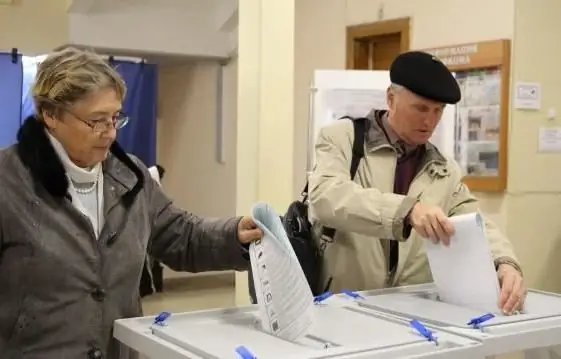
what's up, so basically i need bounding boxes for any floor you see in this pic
[141,272,237,316]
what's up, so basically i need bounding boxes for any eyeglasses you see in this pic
[74,112,130,133]
[39,97,129,133]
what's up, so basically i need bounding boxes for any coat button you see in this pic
[88,347,103,359]
[91,288,106,302]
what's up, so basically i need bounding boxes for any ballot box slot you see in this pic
[356,297,516,329]
[151,328,221,359]
[344,305,465,351]
[308,342,459,359]
[356,299,451,328]
[356,289,561,331]
[149,305,435,357]
[410,290,441,301]
[114,302,487,359]
[300,334,341,349]
[409,290,528,317]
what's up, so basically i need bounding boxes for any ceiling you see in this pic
[63,0,239,62]
[88,0,234,14]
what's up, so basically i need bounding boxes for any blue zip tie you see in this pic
[467,313,495,330]
[153,311,171,326]
[313,291,333,304]
[410,319,438,345]
[235,345,257,359]
[341,290,364,300]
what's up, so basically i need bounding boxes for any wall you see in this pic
[0,0,68,53]
[505,0,561,291]
[157,59,238,278]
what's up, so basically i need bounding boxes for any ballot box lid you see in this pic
[114,303,483,359]
[341,284,561,355]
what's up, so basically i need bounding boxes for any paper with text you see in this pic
[424,212,501,314]
[249,202,315,341]
[323,89,387,122]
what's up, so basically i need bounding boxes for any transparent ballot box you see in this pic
[114,301,484,359]
[335,284,561,358]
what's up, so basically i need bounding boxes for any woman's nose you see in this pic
[100,127,117,140]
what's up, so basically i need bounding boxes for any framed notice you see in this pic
[422,39,511,192]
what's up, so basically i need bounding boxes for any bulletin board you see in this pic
[421,39,511,192]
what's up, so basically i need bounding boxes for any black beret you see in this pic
[389,51,461,104]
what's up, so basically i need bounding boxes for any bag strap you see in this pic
[301,116,368,207]
[320,117,367,239]
[348,116,367,179]
[301,116,369,197]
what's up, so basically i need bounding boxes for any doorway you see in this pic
[346,18,410,70]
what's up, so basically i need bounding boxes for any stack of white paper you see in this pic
[423,212,501,314]
[248,202,315,341]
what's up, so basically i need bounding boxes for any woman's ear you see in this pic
[42,110,58,130]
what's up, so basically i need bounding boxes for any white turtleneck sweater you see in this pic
[47,132,105,239]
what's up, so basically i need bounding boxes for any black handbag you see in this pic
[248,117,368,302]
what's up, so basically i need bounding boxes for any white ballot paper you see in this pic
[424,212,502,314]
[248,202,315,341]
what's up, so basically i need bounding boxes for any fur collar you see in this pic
[16,116,144,208]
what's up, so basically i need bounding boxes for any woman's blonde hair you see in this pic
[32,47,127,118]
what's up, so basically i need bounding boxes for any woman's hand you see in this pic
[237,217,263,244]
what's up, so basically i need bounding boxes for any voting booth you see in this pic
[334,284,561,359]
[114,301,484,359]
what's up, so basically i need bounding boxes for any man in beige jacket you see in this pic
[308,51,525,314]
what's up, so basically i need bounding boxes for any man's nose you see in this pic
[425,112,440,126]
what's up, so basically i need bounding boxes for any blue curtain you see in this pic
[113,60,158,167]
[0,52,23,148]
[21,56,38,121]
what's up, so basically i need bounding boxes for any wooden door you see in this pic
[347,18,410,70]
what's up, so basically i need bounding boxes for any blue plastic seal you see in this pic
[341,290,364,300]
[410,319,438,345]
[313,291,333,304]
[467,313,495,329]
[153,311,171,326]
[235,345,257,359]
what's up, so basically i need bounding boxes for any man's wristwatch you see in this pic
[494,257,523,276]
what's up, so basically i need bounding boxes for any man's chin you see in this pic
[414,132,433,144]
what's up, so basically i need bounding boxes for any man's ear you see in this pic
[386,88,395,109]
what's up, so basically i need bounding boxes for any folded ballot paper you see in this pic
[248,202,315,341]
[424,212,502,314]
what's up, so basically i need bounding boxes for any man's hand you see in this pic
[237,217,263,244]
[497,264,526,314]
[409,202,455,245]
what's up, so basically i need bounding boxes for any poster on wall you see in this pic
[454,68,501,176]
[323,88,387,121]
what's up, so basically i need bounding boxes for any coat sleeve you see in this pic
[308,121,418,241]
[142,166,249,273]
[448,181,522,272]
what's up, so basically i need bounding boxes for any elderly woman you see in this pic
[0,48,262,359]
